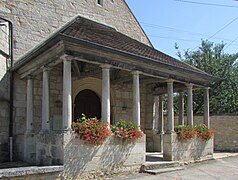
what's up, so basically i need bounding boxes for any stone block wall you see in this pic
[0,21,10,163]
[0,22,9,80]
[111,83,147,129]
[35,131,145,178]
[36,132,64,166]
[194,115,238,152]
[0,0,151,61]
[163,133,213,161]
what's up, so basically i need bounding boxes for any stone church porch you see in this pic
[11,16,215,174]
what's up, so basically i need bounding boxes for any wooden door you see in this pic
[74,89,101,121]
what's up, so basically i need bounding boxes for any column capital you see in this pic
[166,79,174,83]
[186,83,193,88]
[41,66,51,72]
[26,75,34,80]
[100,64,111,69]
[132,70,140,76]
[60,54,73,62]
[204,87,210,90]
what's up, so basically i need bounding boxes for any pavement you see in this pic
[109,152,238,180]
[0,152,238,179]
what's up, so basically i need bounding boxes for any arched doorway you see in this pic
[74,89,101,121]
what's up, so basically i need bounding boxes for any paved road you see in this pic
[114,156,238,180]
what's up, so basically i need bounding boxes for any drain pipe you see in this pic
[0,16,14,162]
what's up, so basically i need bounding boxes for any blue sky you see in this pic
[126,0,238,58]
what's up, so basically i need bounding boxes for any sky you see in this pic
[126,0,238,59]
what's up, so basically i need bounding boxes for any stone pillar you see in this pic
[153,96,159,132]
[158,95,164,133]
[101,64,110,125]
[166,80,174,133]
[186,84,193,126]
[132,71,140,127]
[41,67,50,132]
[204,87,210,128]
[178,92,185,125]
[26,76,34,133]
[63,59,72,130]
[24,76,36,164]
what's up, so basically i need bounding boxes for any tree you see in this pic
[175,40,238,114]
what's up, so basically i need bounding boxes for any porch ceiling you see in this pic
[13,16,215,87]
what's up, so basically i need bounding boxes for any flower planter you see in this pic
[163,133,213,161]
[36,131,146,178]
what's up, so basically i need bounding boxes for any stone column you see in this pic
[158,95,164,133]
[166,80,174,133]
[178,92,185,125]
[41,67,50,132]
[186,84,193,126]
[24,75,36,164]
[26,76,34,133]
[204,87,210,128]
[101,64,110,125]
[153,96,159,132]
[132,71,140,127]
[63,59,72,130]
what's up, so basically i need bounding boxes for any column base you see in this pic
[24,133,36,164]
[165,130,175,134]
[153,132,164,152]
[163,133,177,161]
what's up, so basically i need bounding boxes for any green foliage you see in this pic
[176,40,238,114]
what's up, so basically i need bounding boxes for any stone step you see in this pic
[144,166,185,175]
[140,161,181,172]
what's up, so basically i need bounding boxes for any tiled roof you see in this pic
[60,17,205,74]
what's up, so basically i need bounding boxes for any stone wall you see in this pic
[0,0,151,61]
[0,74,9,163]
[0,21,9,80]
[0,18,10,163]
[194,115,238,152]
[163,133,213,161]
[36,131,145,178]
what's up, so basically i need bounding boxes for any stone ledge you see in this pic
[0,166,63,178]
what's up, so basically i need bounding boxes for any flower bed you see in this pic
[175,124,214,141]
[111,120,143,140]
[71,116,143,145]
[163,124,214,161]
[71,116,110,145]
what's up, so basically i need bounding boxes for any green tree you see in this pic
[176,40,238,114]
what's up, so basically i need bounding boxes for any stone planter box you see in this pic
[36,131,146,178]
[163,133,213,161]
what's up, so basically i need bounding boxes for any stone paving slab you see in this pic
[144,166,185,175]
[0,165,63,178]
